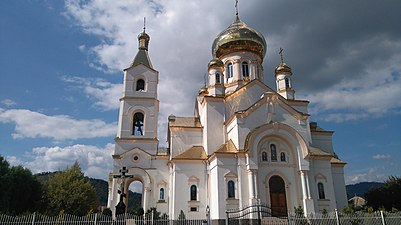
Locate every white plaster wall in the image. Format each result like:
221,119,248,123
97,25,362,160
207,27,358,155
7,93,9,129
204,100,225,154
171,161,207,219
170,128,203,158
331,166,347,210
309,160,337,212
311,133,334,154
124,66,158,98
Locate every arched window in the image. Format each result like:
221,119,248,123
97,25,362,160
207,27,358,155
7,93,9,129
285,78,290,89
136,79,145,91
227,180,235,198
216,73,221,84
160,188,165,200
242,62,249,78
190,185,197,201
227,63,233,78
270,144,277,161
318,182,325,199
262,151,268,162
133,112,144,135
280,152,286,162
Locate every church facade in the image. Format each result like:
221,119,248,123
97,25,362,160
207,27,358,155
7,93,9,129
107,15,347,220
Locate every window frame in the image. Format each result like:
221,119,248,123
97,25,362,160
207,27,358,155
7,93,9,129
227,62,233,79
136,79,145,91
317,182,326,199
190,184,197,201
270,144,277,161
242,62,249,78
132,112,145,136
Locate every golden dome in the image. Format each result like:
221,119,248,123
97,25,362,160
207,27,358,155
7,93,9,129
275,62,292,75
212,16,267,59
208,58,224,68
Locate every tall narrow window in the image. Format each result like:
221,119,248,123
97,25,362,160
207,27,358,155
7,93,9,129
227,180,235,198
160,188,165,200
318,182,325,199
270,144,277,161
285,78,290,89
136,79,145,91
280,152,286,162
215,73,221,84
227,63,233,78
262,152,268,162
133,112,144,135
190,185,197,201
242,62,249,78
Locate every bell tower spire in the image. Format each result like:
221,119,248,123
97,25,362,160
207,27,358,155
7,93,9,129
275,48,295,100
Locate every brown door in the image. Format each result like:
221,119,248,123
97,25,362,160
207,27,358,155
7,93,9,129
269,176,287,217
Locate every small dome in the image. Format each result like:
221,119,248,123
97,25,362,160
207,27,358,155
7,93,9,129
138,31,150,50
275,62,292,75
212,17,267,59
208,58,224,68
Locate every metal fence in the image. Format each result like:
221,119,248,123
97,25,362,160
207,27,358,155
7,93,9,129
1,211,400,225
0,213,208,225
288,210,401,225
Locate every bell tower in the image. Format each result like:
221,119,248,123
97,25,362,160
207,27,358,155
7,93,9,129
115,23,159,155
275,48,295,100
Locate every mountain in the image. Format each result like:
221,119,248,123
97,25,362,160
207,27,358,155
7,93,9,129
346,182,384,199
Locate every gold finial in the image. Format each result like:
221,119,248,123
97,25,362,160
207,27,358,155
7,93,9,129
235,0,239,16
279,47,284,64
143,17,146,33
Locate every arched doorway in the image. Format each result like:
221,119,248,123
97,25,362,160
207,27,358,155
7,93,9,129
127,180,143,215
269,175,287,217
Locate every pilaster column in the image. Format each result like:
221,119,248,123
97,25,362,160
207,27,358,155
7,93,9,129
233,59,241,81
143,187,151,211
248,170,255,199
300,170,308,199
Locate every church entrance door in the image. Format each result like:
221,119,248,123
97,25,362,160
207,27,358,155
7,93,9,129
269,175,287,217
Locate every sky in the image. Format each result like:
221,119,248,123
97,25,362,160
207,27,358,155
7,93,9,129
0,0,400,184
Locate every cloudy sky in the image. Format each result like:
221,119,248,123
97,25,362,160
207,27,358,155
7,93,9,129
1,0,400,184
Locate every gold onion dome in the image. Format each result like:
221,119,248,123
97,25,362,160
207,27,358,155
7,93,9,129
212,16,267,59
275,62,292,75
208,58,224,68
138,31,150,50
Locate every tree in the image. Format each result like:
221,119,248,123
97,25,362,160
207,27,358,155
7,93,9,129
0,156,43,215
46,161,99,216
365,176,401,211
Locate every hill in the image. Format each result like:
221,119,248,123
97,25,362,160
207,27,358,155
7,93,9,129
346,182,384,199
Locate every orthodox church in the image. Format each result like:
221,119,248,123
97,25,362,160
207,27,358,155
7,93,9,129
107,12,347,221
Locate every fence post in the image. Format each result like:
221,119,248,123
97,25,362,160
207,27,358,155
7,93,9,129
151,210,154,225
335,209,340,225
31,212,36,225
226,211,229,225
380,210,386,225
94,213,97,225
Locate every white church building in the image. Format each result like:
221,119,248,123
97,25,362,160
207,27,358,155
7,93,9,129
107,13,347,220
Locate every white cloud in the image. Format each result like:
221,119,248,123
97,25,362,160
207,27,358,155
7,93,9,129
304,52,401,122
372,154,391,160
0,108,117,140
1,99,17,107
346,168,388,184
62,76,122,111
7,143,114,180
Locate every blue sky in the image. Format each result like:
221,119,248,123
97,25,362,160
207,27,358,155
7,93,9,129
0,0,400,184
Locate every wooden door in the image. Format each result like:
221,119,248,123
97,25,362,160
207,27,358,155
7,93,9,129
269,176,287,217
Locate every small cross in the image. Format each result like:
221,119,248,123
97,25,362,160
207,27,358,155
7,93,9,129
279,47,284,63
235,0,239,16
143,17,146,32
